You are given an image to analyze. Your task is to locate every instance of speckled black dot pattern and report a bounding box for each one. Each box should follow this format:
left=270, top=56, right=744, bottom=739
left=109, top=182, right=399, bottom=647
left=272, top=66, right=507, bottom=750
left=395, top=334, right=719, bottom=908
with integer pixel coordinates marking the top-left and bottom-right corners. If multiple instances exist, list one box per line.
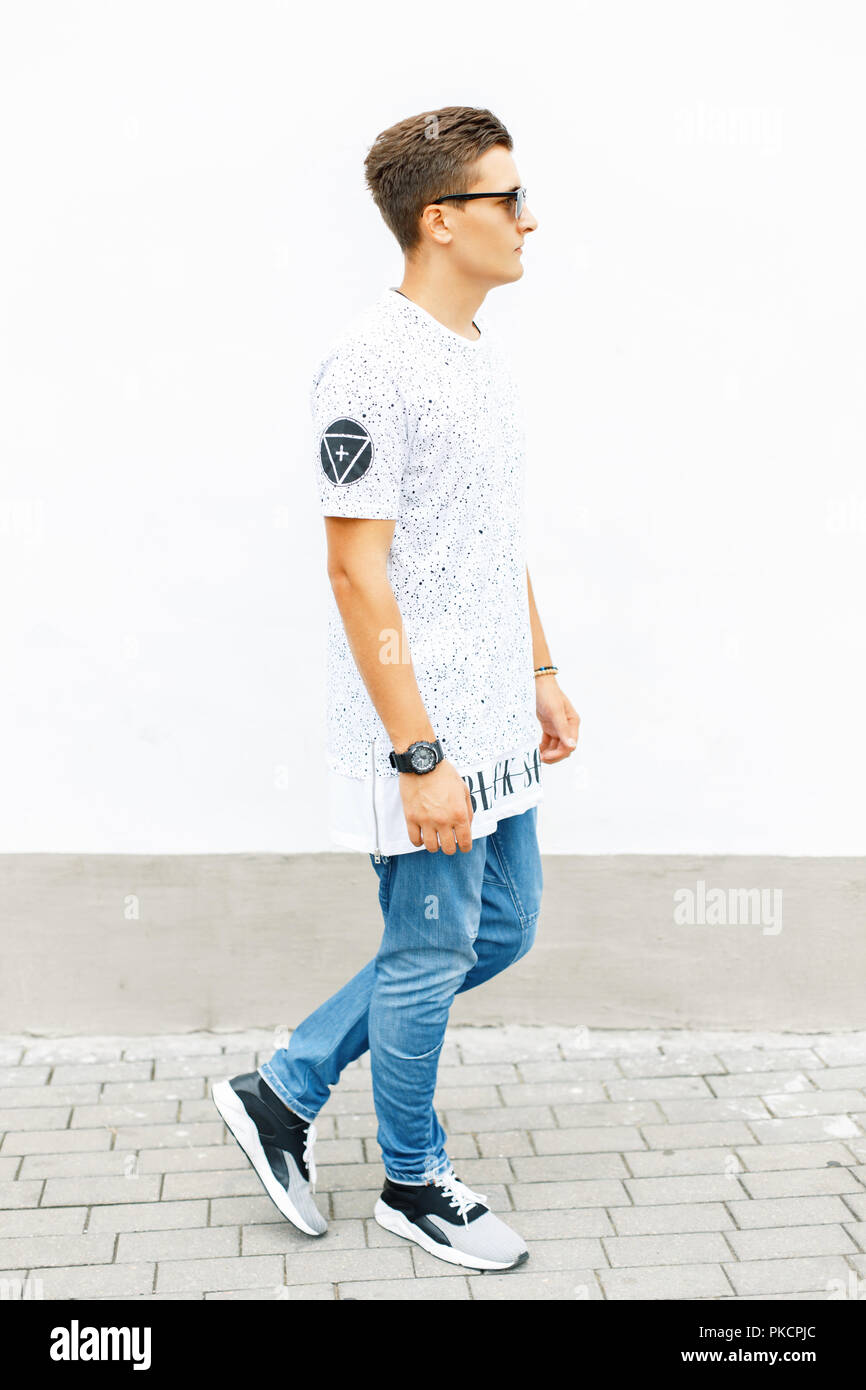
left=312, top=287, right=539, bottom=780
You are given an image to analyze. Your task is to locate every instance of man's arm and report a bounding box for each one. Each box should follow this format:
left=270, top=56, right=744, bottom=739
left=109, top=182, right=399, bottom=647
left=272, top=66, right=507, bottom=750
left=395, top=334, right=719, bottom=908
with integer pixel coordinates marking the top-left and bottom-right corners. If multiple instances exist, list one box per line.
left=526, top=565, right=582, bottom=764
left=324, top=516, right=474, bottom=853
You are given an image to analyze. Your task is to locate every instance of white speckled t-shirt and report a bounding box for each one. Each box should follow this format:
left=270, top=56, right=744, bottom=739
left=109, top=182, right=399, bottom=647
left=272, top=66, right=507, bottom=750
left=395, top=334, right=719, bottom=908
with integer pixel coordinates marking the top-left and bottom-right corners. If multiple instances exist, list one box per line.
left=312, top=286, right=543, bottom=855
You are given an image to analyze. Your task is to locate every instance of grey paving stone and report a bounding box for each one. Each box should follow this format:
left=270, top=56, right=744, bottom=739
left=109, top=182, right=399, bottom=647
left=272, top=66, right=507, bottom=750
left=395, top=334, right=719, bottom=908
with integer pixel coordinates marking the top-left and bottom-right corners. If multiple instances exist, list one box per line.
left=530, top=1126, right=646, bottom=1155
left=0, top=1106, right=70, bottom=1131
left=0, top=1157, right=20, bottom=1180
left=599, top=1262, right=731, bottom=1300
left=122, top=1035, right=228, bottom=1061
left=606, top=1076, right=713, bottom=1102
left=443, top=1105, right=556, bottom=1133
left=454, top=1025, right=566, bottom=1063
left=507, top=1179, right=627, bottom=1211
left=206, top=1283, right=335, bottom=1300
left=136, top=1146, right=250, bottom=1175
left=281, top=1248, right=413, bottom=1285
left=41, top=1175, right=162, bottom=1206
left=0, top=1233, right=115, bottom=1266
left=510, top=1153, right=630, bottom=1182
left=432, top=1086, right=503, bottom=1109
left=732, top=1141, right=856, bottom=1171
left=807, top=1065, right=866, bottom=1090
left=100, top=1080, right=204, bottom=1103
left=71, top=1101, right=179, bottom=1129
left=0, top=1206, right=87, bottom=1237
left=489, top=1207, right=616, bottom=1239
left=210, top=1196, right=294, bottom=1227
left=117, top=1227, right=240, bottom=1262
left=707, top=1071, right=813, bottom=1097
left=0, top=1043, right=25, bottom=1064
left=552, top=1101, right=665, bottom=1127
left=608, top=1203, right=734, bottom=1236
left=725, top=1196, right=853, bottom=1228
left=841, top=1194, right=866, bottom=1222
left=625, top=1147, right=738, bottom=1178
left=625, top=1174, right=748, bottom=1205
left=475, top=1130, right=532, bottom=1159
left=737, top=1167, right=864, bottom=1199
left=715, top=1049, right=824, bottom=1073
left=50, top=1062, right=155, bottom=1084
left=156, top=1254, right=284, bottom=1293
left=242, top=1219, right=366, bottom=1255
left=616, top=1053, right=726, bottom=1079
left=0, top=1085, right=99, bottom=1108
left=812, top=1036, right=866, bottom=1066
left=0, top=1180, right=43, bottom=1209
left=750, top=1112, right=861, bottom=1145
left=603, top=1232, right=731, bottom=1267
left=336, top=1276, right=469, bottom=1299
left=468, top=1269, right=604, bottom=1299
left=724, top=1255, right=852, bottom=1297
left=640, top=1121, right=758, bottom=1149
left=726, top=1224, right=860, bottom=1259
left=154, top=1053, right=255, bottom=1081
left=499, top=1081, right=607, bottom=1107
left=0, top=1127, right=112, bottom=1155
left=181, top=1100, right=232, bottom=1123
left=86, top=1200, right=210, bottom=1233
left=30, top=1262, right=155, bottom=1298
left=21, top=1040, right=124, bottom=1065
left=19, top=1151, right=135, bottom=1180
left=844, top=1223, right=866, bottom=1252
left=762, top=1090, right=866, bottom=1118
left=518, top=1059, right=622, bottom=1083
left=298, top=1161, right=383, bottom=1192
left=112, top=1122, right=226, bottom=1149
left=658, top=1097, right=772, bottom=1123
left=332, top=1114, right=377, bottom=1139
left=161, top=1170, right=265, bottom=1202
left=0, top=1067, right=50, bottom=1087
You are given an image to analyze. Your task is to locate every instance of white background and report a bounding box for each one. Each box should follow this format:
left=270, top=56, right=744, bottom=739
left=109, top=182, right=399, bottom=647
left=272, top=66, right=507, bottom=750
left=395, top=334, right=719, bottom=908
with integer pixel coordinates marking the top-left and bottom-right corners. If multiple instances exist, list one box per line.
left=1, top=1, right=864, bottom=853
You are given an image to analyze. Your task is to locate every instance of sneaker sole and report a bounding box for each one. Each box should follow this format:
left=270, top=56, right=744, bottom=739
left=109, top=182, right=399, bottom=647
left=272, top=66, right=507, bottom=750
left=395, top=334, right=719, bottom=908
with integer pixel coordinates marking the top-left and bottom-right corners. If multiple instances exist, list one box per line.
left=374, top=1197, right=528, bottom=1271
left=211, top=1079, right=325, bottom=1237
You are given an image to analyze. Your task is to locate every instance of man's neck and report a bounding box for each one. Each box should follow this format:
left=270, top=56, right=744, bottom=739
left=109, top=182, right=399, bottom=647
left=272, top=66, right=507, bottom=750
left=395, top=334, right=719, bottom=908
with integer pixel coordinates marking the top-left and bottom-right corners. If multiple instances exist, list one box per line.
left=395, top=262, right=485, bottom=342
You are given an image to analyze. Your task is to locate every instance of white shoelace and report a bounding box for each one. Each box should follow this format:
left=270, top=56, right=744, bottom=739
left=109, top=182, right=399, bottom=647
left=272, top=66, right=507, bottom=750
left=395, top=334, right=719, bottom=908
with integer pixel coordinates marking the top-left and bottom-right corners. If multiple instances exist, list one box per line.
left=302, top=1122, right=318, bottom=1192
left=432, top=1169, right=488, bottom=1225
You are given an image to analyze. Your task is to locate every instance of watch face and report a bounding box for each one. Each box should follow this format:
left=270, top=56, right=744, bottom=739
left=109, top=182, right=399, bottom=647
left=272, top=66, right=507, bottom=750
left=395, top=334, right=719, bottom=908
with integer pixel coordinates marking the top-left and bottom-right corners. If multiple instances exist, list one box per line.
left=410, top=744, right=437, bottom=773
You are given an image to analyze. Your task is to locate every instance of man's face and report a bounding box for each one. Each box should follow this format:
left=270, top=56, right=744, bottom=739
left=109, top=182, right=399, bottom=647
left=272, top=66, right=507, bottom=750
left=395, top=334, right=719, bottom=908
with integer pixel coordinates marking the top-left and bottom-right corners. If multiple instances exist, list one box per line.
left=425, top=144, right=538, bottom=286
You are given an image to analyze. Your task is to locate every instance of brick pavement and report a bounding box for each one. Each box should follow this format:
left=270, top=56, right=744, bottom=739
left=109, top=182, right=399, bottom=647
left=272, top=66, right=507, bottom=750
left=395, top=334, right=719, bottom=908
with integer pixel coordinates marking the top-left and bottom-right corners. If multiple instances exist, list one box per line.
left=1, top=1026, right=865, bottom=1301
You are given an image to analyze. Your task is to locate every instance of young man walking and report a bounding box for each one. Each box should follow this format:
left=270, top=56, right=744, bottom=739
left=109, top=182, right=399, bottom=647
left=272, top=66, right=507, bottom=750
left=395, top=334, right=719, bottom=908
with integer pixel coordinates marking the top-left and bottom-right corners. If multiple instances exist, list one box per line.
left=213, top=106, right=580, bottom=1273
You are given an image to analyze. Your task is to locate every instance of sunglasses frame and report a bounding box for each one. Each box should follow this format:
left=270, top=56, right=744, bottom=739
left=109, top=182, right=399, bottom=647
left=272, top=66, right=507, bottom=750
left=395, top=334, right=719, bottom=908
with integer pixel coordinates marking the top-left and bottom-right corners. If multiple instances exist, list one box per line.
left=430, top=187, right=526, bottom=219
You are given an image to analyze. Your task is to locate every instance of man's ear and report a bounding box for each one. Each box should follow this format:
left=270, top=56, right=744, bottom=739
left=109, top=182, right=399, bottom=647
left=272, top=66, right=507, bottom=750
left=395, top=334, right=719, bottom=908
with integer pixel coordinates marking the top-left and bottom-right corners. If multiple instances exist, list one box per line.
left=418, top=202, right=454, bottom=247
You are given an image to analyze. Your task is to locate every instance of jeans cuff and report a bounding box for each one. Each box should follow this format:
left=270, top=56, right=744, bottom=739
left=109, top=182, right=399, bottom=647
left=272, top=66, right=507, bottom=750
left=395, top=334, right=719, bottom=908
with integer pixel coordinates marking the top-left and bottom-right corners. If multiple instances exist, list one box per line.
left=257, top=1064, right=318, bottom=1124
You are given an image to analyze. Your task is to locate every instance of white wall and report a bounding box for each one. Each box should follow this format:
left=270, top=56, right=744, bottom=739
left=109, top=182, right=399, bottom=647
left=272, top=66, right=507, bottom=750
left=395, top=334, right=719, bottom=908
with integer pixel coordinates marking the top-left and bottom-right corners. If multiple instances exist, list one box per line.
left=1, top=0, right=864, bottom=854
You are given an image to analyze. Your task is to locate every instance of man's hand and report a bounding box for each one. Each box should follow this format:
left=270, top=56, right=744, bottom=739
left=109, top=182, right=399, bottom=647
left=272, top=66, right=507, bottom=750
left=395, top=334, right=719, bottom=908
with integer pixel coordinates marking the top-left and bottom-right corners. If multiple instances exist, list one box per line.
left=536, top=677, right=581, bottom=764
left=399, top=759, right=474, bottom=854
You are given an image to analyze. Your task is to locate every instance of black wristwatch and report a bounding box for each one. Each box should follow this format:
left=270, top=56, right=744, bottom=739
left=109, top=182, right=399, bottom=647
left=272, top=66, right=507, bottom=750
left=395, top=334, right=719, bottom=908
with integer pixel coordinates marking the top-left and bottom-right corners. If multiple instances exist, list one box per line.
left=388, top=738, right=444, bottom=774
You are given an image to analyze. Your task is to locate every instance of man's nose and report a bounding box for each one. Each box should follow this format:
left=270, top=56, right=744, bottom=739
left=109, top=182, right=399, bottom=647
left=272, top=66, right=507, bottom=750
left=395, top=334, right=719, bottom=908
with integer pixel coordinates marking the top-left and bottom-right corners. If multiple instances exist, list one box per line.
left=519, top=204, right=538, bottom=232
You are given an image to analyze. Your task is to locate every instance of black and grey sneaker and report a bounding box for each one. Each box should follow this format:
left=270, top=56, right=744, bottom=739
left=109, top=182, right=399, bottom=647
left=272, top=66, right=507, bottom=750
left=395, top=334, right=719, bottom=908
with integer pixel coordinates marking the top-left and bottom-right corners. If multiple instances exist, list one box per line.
left=211, top=1072, right=327, bottom=1236
left=374, top=1167, right=528, bottom=1271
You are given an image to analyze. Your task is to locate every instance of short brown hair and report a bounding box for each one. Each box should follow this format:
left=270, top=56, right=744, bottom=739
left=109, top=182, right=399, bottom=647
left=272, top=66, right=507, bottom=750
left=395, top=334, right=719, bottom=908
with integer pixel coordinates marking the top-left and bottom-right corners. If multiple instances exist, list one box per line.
left=363, top=106, right=513, bottom=254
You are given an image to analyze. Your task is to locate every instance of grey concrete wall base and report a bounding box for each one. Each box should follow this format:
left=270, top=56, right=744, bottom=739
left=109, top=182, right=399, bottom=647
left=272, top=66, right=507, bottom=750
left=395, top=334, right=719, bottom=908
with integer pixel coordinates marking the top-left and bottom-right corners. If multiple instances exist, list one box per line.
left=2, top=854, right=863, bottom=1035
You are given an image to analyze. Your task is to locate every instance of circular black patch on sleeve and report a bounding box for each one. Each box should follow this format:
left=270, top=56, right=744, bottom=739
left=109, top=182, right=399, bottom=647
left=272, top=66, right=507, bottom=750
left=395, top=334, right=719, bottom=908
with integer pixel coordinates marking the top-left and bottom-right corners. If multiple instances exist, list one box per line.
left=320, top=417, right=374, bottom=485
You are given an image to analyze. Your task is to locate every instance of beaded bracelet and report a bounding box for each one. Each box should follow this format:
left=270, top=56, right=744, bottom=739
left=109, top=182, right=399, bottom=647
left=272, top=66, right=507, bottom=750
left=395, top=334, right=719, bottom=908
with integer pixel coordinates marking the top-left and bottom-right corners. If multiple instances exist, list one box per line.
left=534, top=665, right=558, bottom=677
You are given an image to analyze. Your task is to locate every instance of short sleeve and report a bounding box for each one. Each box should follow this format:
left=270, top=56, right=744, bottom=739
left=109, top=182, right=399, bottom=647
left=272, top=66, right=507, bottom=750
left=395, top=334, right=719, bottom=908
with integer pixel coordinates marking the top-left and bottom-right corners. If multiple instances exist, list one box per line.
left=312, top=342, right=408, bottom=519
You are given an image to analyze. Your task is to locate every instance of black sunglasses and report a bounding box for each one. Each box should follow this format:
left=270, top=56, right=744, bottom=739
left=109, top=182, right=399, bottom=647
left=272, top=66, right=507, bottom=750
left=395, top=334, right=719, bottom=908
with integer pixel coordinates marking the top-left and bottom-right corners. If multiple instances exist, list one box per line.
left=430, top=186, right=527, bottom=219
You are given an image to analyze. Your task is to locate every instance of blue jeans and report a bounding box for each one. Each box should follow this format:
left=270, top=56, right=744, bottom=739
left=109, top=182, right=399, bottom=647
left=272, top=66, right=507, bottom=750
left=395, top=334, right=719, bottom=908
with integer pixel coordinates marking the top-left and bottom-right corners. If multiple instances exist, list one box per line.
left=259, top=804, right=543, bottom=1183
